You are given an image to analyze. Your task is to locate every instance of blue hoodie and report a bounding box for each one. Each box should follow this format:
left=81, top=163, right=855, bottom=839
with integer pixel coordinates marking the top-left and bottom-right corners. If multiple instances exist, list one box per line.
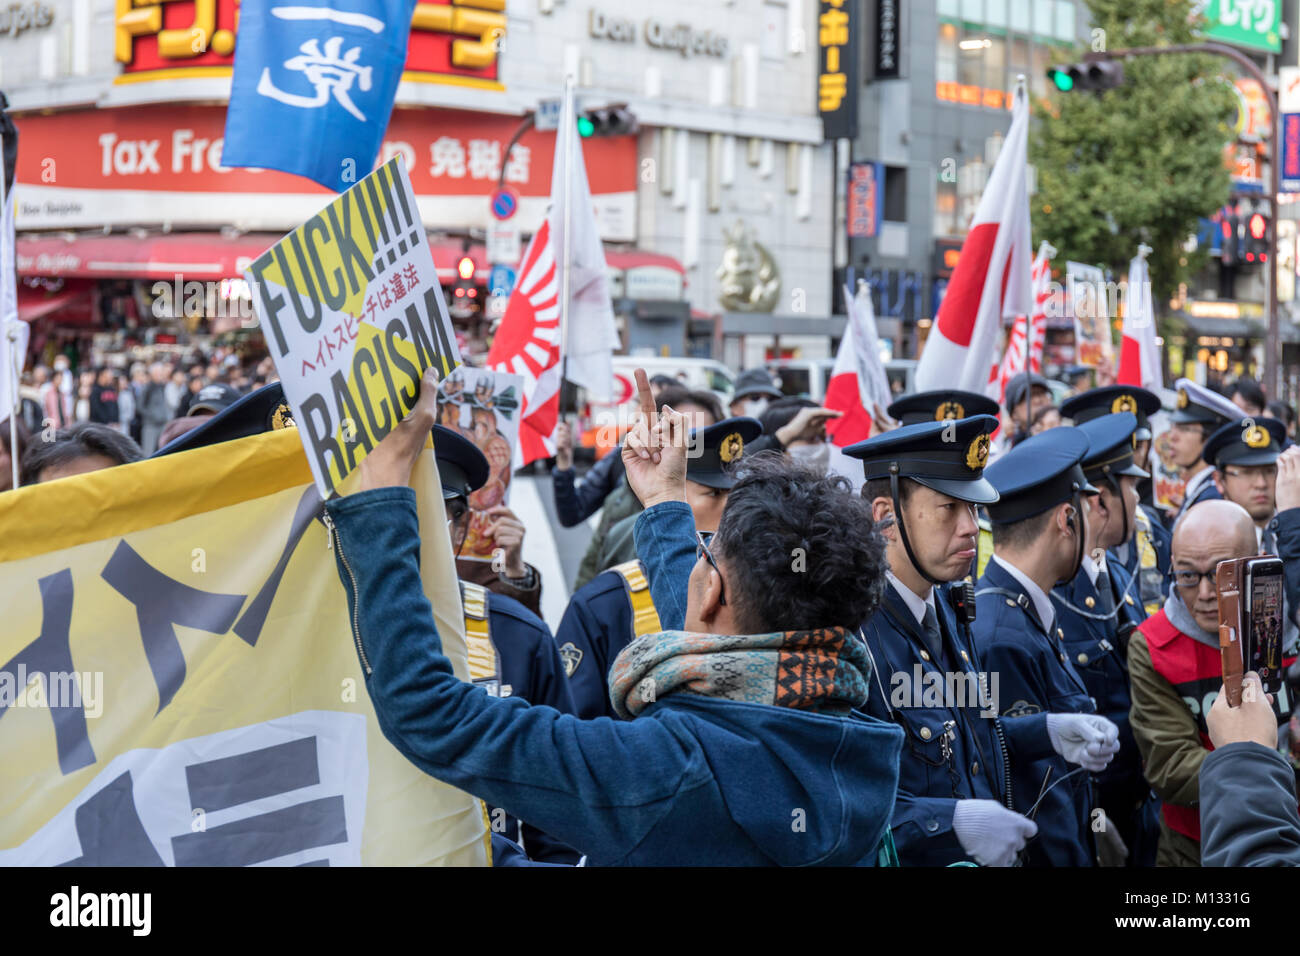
left=323, top=487, right=904, bottom=866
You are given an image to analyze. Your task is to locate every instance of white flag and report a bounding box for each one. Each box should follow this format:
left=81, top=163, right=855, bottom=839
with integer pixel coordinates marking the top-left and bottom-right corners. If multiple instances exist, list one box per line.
left=551, top=84, right=619, bottom=403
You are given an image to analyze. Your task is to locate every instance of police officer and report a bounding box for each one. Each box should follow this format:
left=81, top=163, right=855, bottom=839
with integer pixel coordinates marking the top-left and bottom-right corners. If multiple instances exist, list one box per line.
left=1049, top=413, right=1153, bottom=865
left=1061, top=386, right=1171, bottom=617
left=844, top=416, right=1111, bottom=866
left=1167, top=378, right=1240, bottom=523
left=149, top=381, right=295, bottom=457
left=554, top=417, right=762, bottom=720
left=974, top=428, right=1121, bottom=867
left=886, top=389, right=1000, bottom=427
left=434, top=425, right=579, bottom=863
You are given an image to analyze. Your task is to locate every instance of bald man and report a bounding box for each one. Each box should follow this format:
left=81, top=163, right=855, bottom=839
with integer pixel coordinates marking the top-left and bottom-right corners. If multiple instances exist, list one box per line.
left=1128, top=500, right=1286, bottom=866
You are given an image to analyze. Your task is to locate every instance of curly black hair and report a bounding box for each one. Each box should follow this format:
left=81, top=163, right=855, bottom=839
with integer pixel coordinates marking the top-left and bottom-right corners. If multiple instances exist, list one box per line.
left=712, top=453, right=887, bottom=634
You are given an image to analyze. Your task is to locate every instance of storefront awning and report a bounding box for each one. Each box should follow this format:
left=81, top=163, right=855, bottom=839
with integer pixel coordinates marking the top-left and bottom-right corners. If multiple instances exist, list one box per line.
left=17, top=232, right=495, bottom=283
left=17, top=281, right=96, bottom=325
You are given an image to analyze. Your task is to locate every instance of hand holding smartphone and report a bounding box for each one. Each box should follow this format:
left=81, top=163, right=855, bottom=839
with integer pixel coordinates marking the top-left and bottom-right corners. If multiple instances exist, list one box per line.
left=1216, top=556, right=1285, bottom=708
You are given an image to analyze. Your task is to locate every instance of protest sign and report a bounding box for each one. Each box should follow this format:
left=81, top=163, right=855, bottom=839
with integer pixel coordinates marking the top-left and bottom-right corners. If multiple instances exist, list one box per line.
left=436, top=367, right=524, bottom=562
left=1067, top=261, right=1115, bottom=369
left=247, top=156, right=461, bottom=499
left=0, top=428, right=489, bottom=866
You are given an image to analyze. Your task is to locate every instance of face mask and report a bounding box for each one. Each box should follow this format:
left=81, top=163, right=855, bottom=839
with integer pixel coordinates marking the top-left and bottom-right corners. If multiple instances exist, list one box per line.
left=789, top=442, right=830, bottom=473
left=741, top=398, right=769, bottom=418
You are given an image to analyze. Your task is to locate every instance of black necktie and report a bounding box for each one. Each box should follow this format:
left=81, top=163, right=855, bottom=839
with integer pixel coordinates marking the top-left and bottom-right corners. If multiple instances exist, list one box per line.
left=921, top=604, right=944, bottom=664
left=1094, top=567, right=1115, bottom=616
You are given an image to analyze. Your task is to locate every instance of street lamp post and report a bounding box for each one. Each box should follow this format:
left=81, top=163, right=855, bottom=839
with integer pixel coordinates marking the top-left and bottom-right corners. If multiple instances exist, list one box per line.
left=1090, top=43, right=1281, bottom=397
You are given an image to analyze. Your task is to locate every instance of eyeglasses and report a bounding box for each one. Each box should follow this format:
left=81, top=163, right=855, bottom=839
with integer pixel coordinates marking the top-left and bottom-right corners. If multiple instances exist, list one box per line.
left=445, top=497, right=470, bottom=533
left=695, top=530, right=727, bottom=606
left=1173, top=567, right=1218, bottom=589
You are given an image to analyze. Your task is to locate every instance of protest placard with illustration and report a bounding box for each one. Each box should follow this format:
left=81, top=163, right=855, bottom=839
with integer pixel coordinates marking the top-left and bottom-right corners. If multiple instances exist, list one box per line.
left=436, top=366, right=524, bottom=562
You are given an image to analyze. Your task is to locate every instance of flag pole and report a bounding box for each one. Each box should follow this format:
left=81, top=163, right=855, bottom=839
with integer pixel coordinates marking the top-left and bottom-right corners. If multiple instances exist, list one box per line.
left=1016, top=76, right=1030, bottom=396
left=558, top=75, right=575, bottom=419
left=0, top=125, right=16, bottom=491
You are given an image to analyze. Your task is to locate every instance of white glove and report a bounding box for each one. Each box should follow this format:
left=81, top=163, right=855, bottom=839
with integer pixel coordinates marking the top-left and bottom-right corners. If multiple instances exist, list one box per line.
left=952, top=799, right=1038, bottom=867
left=1047, top=713, right=1120, bottom=771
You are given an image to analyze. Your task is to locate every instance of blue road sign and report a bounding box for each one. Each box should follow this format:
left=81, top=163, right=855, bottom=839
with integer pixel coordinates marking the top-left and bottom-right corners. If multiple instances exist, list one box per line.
left=490, top=188, right=518, bottom=221
left=489, top=264, right=518, bottom=298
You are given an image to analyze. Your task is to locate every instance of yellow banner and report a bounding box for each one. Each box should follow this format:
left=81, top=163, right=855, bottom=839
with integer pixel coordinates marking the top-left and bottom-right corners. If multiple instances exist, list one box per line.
left=0, top=429, right=488, bottom=866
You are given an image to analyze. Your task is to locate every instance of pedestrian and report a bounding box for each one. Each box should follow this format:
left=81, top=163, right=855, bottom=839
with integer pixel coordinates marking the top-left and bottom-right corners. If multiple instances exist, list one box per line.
left=727, top=367, right=782, bottom=418
left=88, top=368, right=120, bottom=427
left=320, top=367, right=905, bottom=866
left=20, top=422, right=143, bottom=484
left=139, top=362, right=173, bottom=454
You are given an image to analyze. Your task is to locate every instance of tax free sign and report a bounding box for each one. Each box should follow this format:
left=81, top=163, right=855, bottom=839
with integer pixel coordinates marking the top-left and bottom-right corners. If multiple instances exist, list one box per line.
left=247, top=156, right=461, bottom=498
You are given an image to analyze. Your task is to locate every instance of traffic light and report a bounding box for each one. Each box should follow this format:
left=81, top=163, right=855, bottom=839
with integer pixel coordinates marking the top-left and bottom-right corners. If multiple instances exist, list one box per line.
left=1244, top=203, right=1269, bottom=264
left=577, top=105, right=638, bottom=137
left=1046, top=58, right=1125, bottom=94
left=451, top=255, right=479, bottom=316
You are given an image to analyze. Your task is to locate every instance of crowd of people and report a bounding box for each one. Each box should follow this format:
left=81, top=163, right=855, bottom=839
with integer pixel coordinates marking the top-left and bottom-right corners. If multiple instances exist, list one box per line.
left=3, top=349, right=1300, bottom=868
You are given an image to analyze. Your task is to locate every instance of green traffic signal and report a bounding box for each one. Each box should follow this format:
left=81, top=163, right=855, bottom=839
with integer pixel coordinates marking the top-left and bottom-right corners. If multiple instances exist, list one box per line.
left=576, top=115, right=594, bottom=137
left=1050, top=69, right=1073, bottom=92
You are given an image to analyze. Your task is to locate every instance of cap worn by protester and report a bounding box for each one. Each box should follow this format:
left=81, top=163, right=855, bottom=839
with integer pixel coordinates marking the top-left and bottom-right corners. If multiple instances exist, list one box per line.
left=1061, top=386, right=1162, bottom=442
left=844, top=414, right=1001, bottom=505
left=687, top=416, right=764, bottom=489
left=1075, top=412, right=1149, bottom=482
left=1169, top=377, right=1240, bottom=428
left=731, top=368, right=782, bottom=401
left=188, top=383, right=242, bottom=416
left=151, top=382, right=295, bottom=458
left=886, top=389, right=1000, bottom=426
left=1203, top=416, right=1288, bottom=469
left=1003, top=372, right=1050, bottom=413
left=983, top=427, right=1099, bottom=525
left=432, top=424, right=491, bottom=499
left=1064, top=364, right=1092, bottom=381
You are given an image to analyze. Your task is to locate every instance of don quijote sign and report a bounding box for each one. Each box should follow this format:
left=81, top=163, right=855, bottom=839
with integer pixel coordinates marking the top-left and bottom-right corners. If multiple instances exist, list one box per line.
left=589, top=9, right=729, bottom=57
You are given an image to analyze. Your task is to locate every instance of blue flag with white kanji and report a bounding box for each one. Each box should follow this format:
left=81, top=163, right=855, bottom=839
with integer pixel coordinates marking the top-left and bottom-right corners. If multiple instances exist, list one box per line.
left=222, top=0, right=416, bottom=192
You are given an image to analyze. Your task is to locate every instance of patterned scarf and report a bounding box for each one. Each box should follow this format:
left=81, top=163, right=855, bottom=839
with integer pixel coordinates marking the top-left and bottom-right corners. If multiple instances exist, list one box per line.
left=608, top=626, right=872, bottom=720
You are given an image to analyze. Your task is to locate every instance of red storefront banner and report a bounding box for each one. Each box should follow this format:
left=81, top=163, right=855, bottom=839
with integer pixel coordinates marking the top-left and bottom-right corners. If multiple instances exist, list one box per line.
left=14, top=104, right=638, bottom=239
left=115, top=0, right=504, bottom=87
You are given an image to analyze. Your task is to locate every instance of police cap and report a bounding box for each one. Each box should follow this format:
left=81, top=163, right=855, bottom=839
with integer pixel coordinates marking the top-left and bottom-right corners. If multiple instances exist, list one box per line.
left=433, top=424, right=490, bottom=499
left=1060, top=385, right=1161, bottom=441
left=1077, top=412, right=1149, bottom=482
left=687, top=416, right=764, bottom=489
left=844, top=414, right=1000, bottom=505
left=886, top=389, right=1000, bottom=426
left=984, top=427, right=1098, bottom=524
left=1203, top=416, right=1287, bottom=469
left=152, top=382, right=295, bottom=458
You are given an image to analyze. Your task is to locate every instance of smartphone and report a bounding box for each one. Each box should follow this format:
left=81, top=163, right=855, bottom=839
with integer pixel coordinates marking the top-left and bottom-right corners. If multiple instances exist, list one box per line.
left=1216, top=556, right=1285, bottom=707
left=1245, top=557, right=1285, bottom=696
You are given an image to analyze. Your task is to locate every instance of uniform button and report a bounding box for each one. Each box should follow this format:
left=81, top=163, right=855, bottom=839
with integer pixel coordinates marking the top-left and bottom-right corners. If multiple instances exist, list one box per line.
left=1059, top=653, right=1067, bottom=664
left=1077, top=653, right=1089, bottom=665
left=961, top=650, right=970, bottom=662
left=920, top=650, right=931, bottom=662
left=1005, top=598, right=1016, bottom=607
left=1057, top=628, right=1065, bottom=640
left=1085, top=596, right=1096, bottom=608
left=971, top=762, right=980, bottom=775
left=920, top=726, right=932, bottom=740
left=1125, top=594, right=1136, bottom=606
left=926, top=819, right=940, bottom=833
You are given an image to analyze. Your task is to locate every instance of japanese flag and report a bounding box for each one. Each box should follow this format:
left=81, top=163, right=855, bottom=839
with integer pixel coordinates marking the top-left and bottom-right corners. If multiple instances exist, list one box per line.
left=917, top=82, right=1033, bottom=394
left=1118, top=248, right=1163, bottom=391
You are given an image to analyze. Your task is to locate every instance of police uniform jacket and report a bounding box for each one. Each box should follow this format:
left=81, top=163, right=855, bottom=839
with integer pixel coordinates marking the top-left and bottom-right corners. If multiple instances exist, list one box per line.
left=974, top=558, right=1098, bottom=867
left=1113, top=505, right=1173, bottom=617
left=859, top=581, right=1054, bottom=865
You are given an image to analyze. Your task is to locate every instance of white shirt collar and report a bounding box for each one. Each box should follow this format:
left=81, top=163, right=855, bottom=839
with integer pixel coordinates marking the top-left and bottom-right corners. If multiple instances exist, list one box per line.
left=1082, top=552, right=1107, bottom=585
left=1184, top=464, right=1216, bottom=498
left=886, top=571, right=936, bottom=627
left=991, top=554, right=1055, bottom=634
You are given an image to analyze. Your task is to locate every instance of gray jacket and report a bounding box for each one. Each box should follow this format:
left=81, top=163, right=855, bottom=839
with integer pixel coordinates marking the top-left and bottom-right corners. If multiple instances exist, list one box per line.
left=1199, top=741, right=1300, bottom=866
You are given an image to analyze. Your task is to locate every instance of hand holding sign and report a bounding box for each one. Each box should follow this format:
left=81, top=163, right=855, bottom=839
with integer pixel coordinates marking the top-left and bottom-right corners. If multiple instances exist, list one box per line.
left=359, top=367, right=441, bottom=493
left=623, top=368, right=688, bottom=509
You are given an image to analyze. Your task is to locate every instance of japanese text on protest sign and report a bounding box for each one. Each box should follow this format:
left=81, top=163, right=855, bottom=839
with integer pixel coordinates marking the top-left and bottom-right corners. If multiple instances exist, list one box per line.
left=247, top=156, right=461, bottom=498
